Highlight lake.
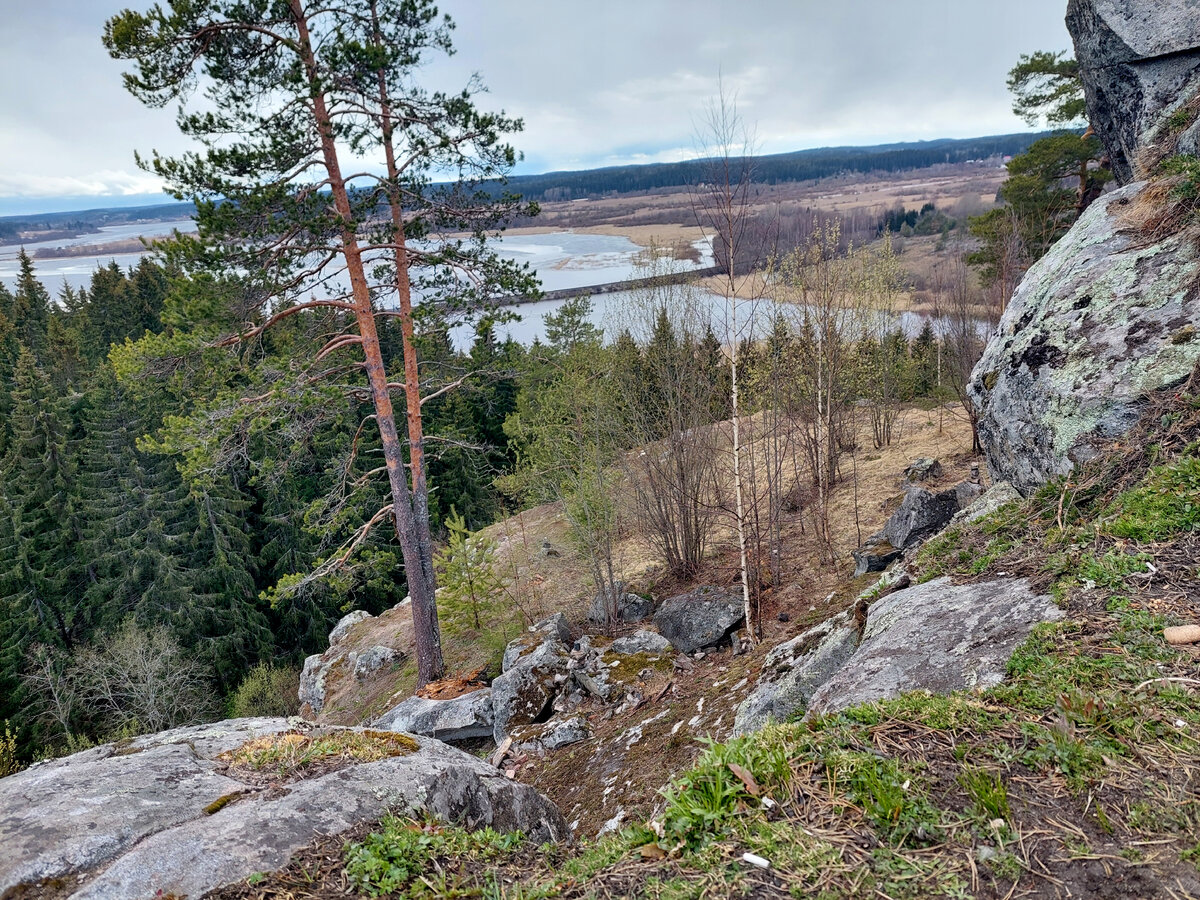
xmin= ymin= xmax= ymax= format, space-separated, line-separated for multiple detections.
xmin=1 ymin=222 xmax=961 ymax=347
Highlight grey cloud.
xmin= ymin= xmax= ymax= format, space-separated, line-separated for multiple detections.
xmin=0 ymin=0 xmax=1071 ymax=206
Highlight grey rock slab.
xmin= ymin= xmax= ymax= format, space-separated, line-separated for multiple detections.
xmin=733 ymin=613 xmax=859 ymax=736
xmin=374 ymin=688 xmax=494 ymax=742
xmin=653 ymin=585 xmax=745 ymax=654
xmin=969 ymin=182 xmax=1200 ymax=495
xmin=904 ymin=457 xmax=943 ymax=482
xmin=1 ymin=719 xmax=567 ymax=900
xmin=805 ymin=577 xmax=1063 ymax=717
xmin=952 ymin=482 xmax=1023 ymax=526
xmin=608 ymin=630 xmax=672 ymax=656
xmin=852 ymin=541 xmax=903 ymax=578
xmin=492 ymin=641 xmax=570 ymax=743
xmin=0 ymin=718 xmax=287 ymax=895
xmin=1068 ymin=0 xmax=1200 ymax=183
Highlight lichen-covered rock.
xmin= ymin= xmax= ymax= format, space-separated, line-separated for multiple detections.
xmin=653 ymin=585 xmax=744 ymax=654
xmin=732 ymin=612 xmax=860 ymax=736
xmin=608 ymin=630 xmax=672 ymax=656
xmin=952 ymin=481 xmax=1023 ymax=526
xmin=969 ymin=182 xmax=1200 ymax=495
xmin=351 ymin=645 xmax=400 ymax=680
xmin=374 ymin=688 xmax=494 ymax=742
xmin=501 ymin=613 xmax=573 ymax=673
xmin=298 ymin=653 xmax=327 ymax=714
xmin=1067 ymin=0 xmax=1200 ymax=185
xmin=492 ymin=641 xmax=570 ymax=743
xmin=805 ymin=577 xmax=1064 ymax=717
xmin=329 ymin=609 xmax=372 ymax=646
xmin=0 ymin=719 xmax=567 ymax=900
xmin=904 ymin=457 xmax=943 ymax=482
xmin=587 ymin=583 xmax=654 ymax=624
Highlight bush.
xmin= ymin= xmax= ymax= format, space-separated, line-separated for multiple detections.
xmin=0 ymin=721 xmax=21 ymax=777
xmin=229 ymin=664 xmax=301 ymax=719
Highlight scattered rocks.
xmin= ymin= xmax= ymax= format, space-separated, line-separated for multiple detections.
xmin=608 ymin=630 xmax=672 ymax=656
xmin=374 ymin=688 xmax=495 ymax=742
xmin=904 ymin=457 xmax=943 ymax=482
xmin=0 ymin=719 xmax=567 ymax=900
xmin=587 ymin=583 xmax=654 ymax=624
xmin=510 ymin=716 xmax=591 ymax=753
xmin=805 ymin=577 xmax=1064 ymax=717
xmin=653 ymin=585 xmax=745 ymax=654
xmin=970 ymin=181 xmax=1200 ymax=495
xmin=541 ymin=540 xmax=561 ymax=558
xmin=1067 ymin=0 xmax=1200 ymax=185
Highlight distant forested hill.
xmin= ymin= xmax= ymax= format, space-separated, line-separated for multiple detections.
xmin=498 ymin=132 xmax=1053 ymax=201
xmin=1 ymin=133 xmax=1051 ymax=233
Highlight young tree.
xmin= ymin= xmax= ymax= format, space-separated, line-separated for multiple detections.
xmin=105 ymin=0 xmax=536 ymax=685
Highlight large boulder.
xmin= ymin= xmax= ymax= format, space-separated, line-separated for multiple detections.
xmin=1067 ymin=0 xmax=1200 ymax=185
xmin=969 ymin=181 xmax=1200 ymax=495
xmin=0 ymin=719 xmax=567 ymax=900
xmin=653 ymin=585 xmax=745 ymax=654
xmin=732 ymin=611 xmax=860 ymax=736
xmin=374 ymin=688 xmax=494 ymax=742
xmin=853 ymin=485 xmax=961 ymax=576
xmin=587 ymin=583 xmax=654 ymax=624
xmin=608 ymin=630 xmax=673 ymax=656
xmin=805 ymin=577 xmax=1064 ymax=717
xmin=501 ymin=613 xmax=572 ymax=673
xmin=492 ymin=640 xmax=570 ymax=743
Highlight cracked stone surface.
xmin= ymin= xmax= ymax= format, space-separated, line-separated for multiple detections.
xmin=969 ymin=182 xmax=1200 ymax=495
xmin=0 ymin=718 xmax=567 ymax=900
xmin=805 ymin=577 xmax=1063 ymax=717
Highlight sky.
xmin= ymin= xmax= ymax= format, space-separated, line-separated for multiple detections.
xmin=0 ymin=1 xmax=1073 ymax=216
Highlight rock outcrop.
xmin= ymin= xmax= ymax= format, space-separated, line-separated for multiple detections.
xmin=1067 ymin=0 xmax=1200 ymax=185
xmin=0 ymin=719 xmax=566 ymax=900
xmin=653 ymin=585 xmax=745 ymax=654
xmin=805 ymin=577 xmax=1063 ymax=716
xmin=374 ymin=688 xmax=495 ymax=742
xmin=969 ymin=181 xmax=1200 ymax=495
xmin=732 ymin=611 xmax=859 ymax=736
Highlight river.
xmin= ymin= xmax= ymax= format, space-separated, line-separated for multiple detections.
xmin=0 ymin=222 xmax=962 ymax=347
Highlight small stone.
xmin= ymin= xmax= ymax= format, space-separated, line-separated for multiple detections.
xmin=777 ymin=612 xmax=790 ymax=623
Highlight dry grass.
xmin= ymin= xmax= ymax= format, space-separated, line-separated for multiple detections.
xmin=217 ymin=728 xmax=417 ymax=785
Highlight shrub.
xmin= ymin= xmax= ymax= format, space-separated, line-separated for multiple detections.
xmin=229 ymin=664 xmax=301 ymax=718
xmin=0 ymin=721 xmax=21 ymax=777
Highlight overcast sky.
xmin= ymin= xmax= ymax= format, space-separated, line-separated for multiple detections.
xmin=0 ymin=1 xmax=1073 ymax=215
